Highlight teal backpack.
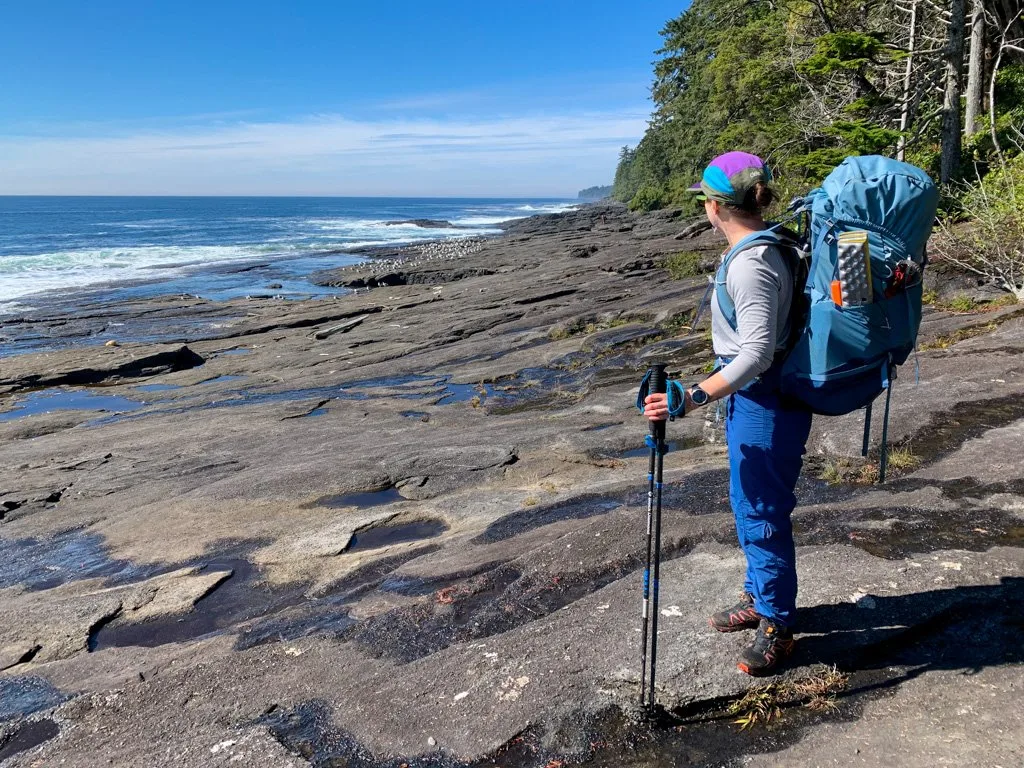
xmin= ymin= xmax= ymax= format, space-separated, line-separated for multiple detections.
xmin=716 ymin=155 xmax=939 ymax=480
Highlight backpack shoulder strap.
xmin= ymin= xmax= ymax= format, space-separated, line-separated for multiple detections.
xmin=715 ymin=229 xmax=783 ymax=332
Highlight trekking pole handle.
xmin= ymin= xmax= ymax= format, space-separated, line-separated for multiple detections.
xmin=647 ymin=363 xmax=667 ymax=440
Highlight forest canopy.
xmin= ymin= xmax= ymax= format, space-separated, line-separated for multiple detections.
xmin=614 ymin=0 xmax=1024 ymax=211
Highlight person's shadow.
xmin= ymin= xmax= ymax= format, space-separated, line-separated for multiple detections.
xmin=792 ymin=576 xmax=1023 ymax=691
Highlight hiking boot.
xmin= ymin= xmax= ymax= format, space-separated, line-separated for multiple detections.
xmin=737 ymin=618 xmax=795 ymax=676
xmin=709 ymin=592 xmax=761 ymax=633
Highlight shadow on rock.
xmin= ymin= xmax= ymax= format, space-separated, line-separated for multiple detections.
xmin=795 ymin=577 xmax=1024 ymax=681
xmin=0 ymin=718 xmax=60 ymax=763
xmin=87 ymin=537 xmax=304 ymax=652
xmin=255 ymin=683 xmax=871 ymax=768
xmin=236 ymin=546 xmax=441 ymax=651
xmin=256 ymin=699 xmax=551 ymax=768
xmin=345 ymin=537 xmax=696 ymax=664
xmin=474 ymin=494 xmax=628 ymax=544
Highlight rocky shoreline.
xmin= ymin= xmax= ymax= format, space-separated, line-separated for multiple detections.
xmin=1 ymin=203 xmax=1023 ymax=767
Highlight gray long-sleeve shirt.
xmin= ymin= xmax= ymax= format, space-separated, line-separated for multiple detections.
xmin=711 ymin=244 xmax=793 ymax=390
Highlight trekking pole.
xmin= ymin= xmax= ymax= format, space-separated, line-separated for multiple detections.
xmin=648 ymin=371 xmax=668 ymax=710
xmin=638 ymin=363 xmax=667 ymax=710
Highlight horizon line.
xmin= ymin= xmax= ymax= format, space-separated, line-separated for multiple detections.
xmin=0 ymin=193 xmax=594 ymax=200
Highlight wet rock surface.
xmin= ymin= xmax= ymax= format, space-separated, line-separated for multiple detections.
xmin=0 ymin=203 xmax=1022 ymax=766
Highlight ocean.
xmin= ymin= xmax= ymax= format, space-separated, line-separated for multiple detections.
xmin=0 ymin=196 xmax=577 ymax=315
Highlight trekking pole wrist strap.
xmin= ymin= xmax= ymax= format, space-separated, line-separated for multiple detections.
xmin=635 ymin=370 xmax=653 ymax=413
xmin=636 ymin=372 xmax=687 ymax=421
xmin=665 ymin=380 xmax=686 ymax=420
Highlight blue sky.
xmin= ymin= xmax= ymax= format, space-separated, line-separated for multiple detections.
xmin=0 ymin=1 xmax=688 ymax=196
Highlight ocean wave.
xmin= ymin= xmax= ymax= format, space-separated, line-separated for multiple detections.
xmin=299 ymin=218 xmax=501 ymax=240
xmin=451 ymin=215 xmax=522 ymax=226
xmin=0 ymin=200 xmax=574 ymax=309
xmin=514 ymin=203 xmax=579 ymax=214
xmin=0 ymin=228 xmax=501 ymax=304
xmin=0 ymin=245 xmax=261 ymax=301
xmin=94 ymin=218 xmax=187 ymax=229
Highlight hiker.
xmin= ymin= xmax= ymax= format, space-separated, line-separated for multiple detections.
xmin=643 ymin=151 xmax=811 ymax=676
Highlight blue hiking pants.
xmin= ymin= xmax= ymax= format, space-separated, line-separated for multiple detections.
xmin=725 ymin=384 xmax=812 ymax=628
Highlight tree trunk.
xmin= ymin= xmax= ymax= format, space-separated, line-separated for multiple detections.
xmin=964 ymin=0 xmax=986 ymax=136
xmin=989 ymin=11 xmax=1021 ymax=170
xmin=940 ymin=0 xmax=967 ymax=184
xmin=898 ymin=0 xmax=920 ymax=162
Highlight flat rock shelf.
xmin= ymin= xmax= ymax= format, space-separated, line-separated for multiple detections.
xmin=1 ymin=203 xmax=1023 ymax=767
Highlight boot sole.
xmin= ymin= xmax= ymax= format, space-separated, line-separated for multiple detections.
xmin=737 ymin=644 xmax=795 ymax=676
xmin=737 ymin=661 xmax=776 ymax=677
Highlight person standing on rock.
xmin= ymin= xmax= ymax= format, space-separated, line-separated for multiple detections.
xmin=643 ymin=151 xmax=811 ymax=676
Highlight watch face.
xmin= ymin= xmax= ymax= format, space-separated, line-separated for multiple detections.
xmin=692 ymin=388 xmax=709 ymax=405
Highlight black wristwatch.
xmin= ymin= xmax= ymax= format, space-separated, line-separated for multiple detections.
xmin=689 ymin=386 xmax=710 ymax=407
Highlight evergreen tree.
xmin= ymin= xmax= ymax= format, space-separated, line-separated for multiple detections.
xmin=612 ymin=0 xmax=1022 ymax=208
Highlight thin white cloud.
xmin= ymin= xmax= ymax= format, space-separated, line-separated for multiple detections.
xmin=361 ymin=71 xmax=651 ymax=116
xmin=0 ymin=111 xmax=647 ymax=196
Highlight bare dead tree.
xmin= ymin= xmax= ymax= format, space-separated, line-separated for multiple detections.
xmin=934 ymin=170 xmax=1024 ymax=300
xmin=898 ymin=0 xmax=921 ymax=160
xmin=988 ymin=8 xmax=1024 ymax=168
xmin=940 ymin=0 xmax=967 ymax=183
xmin=964 ymin=0 xmax=986 ymax=136
xmin=990 ymin=0 xmax=1024 ymax=41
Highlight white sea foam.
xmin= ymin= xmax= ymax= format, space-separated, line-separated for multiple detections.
xmin=452 ymin=203 xmax=576 ymax=226
xmin=96 ymin=218 xmax=187 ymax=229
xmin=300 ymin=218 xmax=501 ymax=239
xmin=0 ymin=202 xmax=573 ymax=312
xmin=0 ymin=227 xmax=496 ymax=307
xmin=514 ymin=203 xmax=579 ymax=214
xmin=451 ymin=215 xmax=521 ymax=226
xmin=0 ymin=245 xmax=260 ymax=302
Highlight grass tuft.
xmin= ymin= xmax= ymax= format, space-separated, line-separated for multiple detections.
xmin=989 ymin=293 xmax=1019 ymax=308
xmin=919 ymin=321 xmax=999 ymax=350
xmin=946 ymin=295 xmax=979 ymax=313
xmin=924 ymin=292 xmax=1017 ymax=314
xmin=790 ymin=666 xmax=849 ymax=713
xmin=885 ymin=445 xmax=920 ymax=472
xmin=819 ymin=459 xmax=844 ymax=486
xmin=662 ymin=311 xmax=694 ymax=335
xmin=728 ymin=666 xmax=849 ymax=729
xmin=728 ymin=684 xmax=783 ymax=729
xmin=815 ymin=456 xmax=880 ymax=485
xmin=548 ymin=315 xmax=630 ymax=341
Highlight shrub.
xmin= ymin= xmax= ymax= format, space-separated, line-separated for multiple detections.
xmin=628 ymin=184 xmax=666 ymax=213
xmin=663 ymin=250 xmax=704 ymax=279
xmin=932 ymin=156 xmax=1024 ymax=301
